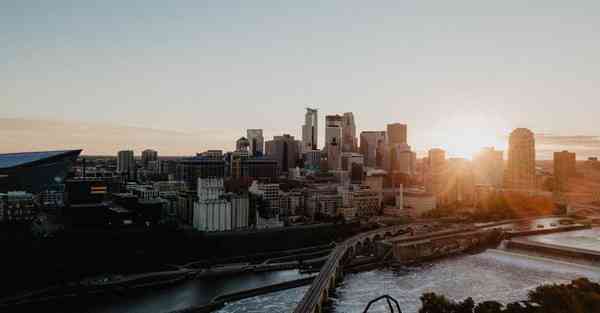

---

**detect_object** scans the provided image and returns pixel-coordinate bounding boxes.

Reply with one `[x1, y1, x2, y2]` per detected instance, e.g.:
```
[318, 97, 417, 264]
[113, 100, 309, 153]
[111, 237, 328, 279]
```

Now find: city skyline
[2, 116, 600, 160]
[4, 1, 600, 158]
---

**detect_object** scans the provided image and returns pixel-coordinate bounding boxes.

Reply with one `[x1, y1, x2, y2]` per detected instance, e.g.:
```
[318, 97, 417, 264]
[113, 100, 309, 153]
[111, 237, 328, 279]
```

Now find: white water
[218, 228, 600, 313]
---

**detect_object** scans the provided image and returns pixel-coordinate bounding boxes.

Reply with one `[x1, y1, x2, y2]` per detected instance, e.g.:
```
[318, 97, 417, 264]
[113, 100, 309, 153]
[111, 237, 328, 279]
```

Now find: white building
[193, 178, 237, 232]
[230, 195, 249, 230]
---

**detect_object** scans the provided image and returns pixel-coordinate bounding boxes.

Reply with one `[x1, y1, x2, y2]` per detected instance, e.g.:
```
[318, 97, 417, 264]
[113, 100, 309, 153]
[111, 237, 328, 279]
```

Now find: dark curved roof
[0, 150, 82, 169]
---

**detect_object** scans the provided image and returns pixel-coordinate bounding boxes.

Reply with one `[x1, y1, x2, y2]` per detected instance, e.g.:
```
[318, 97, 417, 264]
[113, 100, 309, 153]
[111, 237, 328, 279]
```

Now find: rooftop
[0, 150, 81, 169]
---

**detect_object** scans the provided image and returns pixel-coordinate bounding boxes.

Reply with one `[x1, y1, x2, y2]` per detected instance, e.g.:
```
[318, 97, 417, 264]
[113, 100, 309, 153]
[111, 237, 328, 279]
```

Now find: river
[15, 223, 599, 313]
[216, 226, 600, 313]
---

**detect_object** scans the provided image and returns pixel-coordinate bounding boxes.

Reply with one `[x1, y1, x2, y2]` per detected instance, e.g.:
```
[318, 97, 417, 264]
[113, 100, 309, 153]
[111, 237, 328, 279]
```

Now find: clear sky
[3, 1, 600, 157]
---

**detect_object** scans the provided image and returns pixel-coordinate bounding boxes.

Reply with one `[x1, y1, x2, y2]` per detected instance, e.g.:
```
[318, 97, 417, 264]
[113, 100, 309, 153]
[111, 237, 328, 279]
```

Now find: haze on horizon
[3, 1, 600, 158]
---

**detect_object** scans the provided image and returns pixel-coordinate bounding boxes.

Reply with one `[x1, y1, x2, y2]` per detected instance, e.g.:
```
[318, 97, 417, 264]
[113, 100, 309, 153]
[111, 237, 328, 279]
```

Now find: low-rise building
[403, 188, 436, 217]
[0, 191, 36, 223]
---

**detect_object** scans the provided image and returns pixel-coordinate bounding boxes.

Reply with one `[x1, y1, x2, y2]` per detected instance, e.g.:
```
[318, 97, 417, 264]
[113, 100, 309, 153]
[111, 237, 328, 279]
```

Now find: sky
[2, 1, 600, 157]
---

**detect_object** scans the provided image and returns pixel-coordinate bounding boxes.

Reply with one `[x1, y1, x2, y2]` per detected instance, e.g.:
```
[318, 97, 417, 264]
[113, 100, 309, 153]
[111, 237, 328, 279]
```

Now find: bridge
[293, 224, 412, 313]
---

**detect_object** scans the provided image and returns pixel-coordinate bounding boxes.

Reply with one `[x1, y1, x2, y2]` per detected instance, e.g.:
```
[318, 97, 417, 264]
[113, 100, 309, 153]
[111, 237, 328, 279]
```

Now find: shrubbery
[419, 278, 600, 313]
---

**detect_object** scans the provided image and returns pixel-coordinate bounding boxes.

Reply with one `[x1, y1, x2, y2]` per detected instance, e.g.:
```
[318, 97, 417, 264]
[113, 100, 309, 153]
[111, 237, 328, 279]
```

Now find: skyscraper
[302, 108, 318, 152]
[473, 147, 504, 187]
[359, 131, 387, 168]
[265, 134, 300, 173]
[325, 114, 343, 150]
[141, 149, 158, 169]
[387, 123, 407, 145]
[235, 137, 250, 152]
[554, 150, 576, 191]
[425, 148, 447, 202]
[342, 112, 357, 152]
[246, 129, 264, 156]
[505, 128, 536, 190]
[117, 150, 136, 181]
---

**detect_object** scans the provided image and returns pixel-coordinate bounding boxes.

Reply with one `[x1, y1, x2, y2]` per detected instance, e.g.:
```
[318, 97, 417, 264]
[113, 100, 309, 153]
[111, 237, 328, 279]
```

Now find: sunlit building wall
[504, 128, 536, 190]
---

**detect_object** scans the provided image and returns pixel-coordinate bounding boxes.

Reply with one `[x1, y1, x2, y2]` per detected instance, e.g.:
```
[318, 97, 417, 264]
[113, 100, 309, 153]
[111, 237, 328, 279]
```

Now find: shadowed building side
[0, 150, 82, 193]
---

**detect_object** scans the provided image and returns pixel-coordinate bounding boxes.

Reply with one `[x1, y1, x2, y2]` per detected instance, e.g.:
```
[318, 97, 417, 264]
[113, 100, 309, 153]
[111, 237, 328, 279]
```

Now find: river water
[19, 224, 599, 313]
[216, 226, 600, 313]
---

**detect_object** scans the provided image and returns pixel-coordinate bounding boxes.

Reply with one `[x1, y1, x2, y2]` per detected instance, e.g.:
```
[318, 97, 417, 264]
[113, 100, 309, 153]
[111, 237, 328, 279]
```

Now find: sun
[432, 114, 507, 159]
[444, 130, 504, 159]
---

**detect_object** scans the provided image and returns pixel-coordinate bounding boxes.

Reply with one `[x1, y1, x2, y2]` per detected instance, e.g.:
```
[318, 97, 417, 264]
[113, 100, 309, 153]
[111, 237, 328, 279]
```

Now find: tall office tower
[193, 178, 232, 232]
[304, 149, 322, 171]
[504, 128, 536, 190]
[265, 134, 300, 173]
[554, 150, 576, 191]
[325, 114, 343, 150]
[425, 148, 447, 203]
[235, 137, 250, 152]
[473, 147, 504, 187]
[387, 123, 408, 145]
[302, 107, 318, 152]
[341, 112, 358, 152]
[446, 158, 476, 205]
[327, 136, 342, 171]
[359, 131, 387, 168]
[389, 143, 416, 175]
[117, 150, 136, 181]
[230, 150, 250, 179]
[246, 129, 264, 156]
[141, 149, 158, 169]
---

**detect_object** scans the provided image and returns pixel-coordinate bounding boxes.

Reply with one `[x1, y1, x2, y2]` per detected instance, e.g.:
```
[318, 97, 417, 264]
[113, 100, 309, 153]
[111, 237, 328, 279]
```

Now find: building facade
[473, 147, 504, 187]
[505, 128, 536, 190]
[141, 149, 158, 169]
[302, 108, 319, 152]
[359, 131, 387, 168]
[341, 112, 357, 152]
[265, 134, 300, 173]
[554, 150, 576, 191]
[247, 129, 265, 156]
[117, 150, 136, 181]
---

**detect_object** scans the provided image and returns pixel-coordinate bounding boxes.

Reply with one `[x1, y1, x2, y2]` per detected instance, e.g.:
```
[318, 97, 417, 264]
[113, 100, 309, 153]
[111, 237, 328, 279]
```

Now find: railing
[362, 295, 403, 313]
[293, 225, 406, 313]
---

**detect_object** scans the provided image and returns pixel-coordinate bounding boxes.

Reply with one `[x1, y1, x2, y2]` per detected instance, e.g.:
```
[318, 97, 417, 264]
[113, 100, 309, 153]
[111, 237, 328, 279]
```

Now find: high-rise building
[304, 150, 322, 172]
[176, 157, 226, 190]
[473, 147, 504, 187]
[425, 148, 447, 203]
[247, 129, 264, 156]
[387, 123, 407, 145]
[117, 150, 136, 181]
[265, 134, 300, 173]
[389, 143, 416, 175]
[341, 112, 357, 152]
[230, 150, 250, 179]
[302, 108, 318, 152]
[325, 114, 343, 151]
[360, 131, 387, 168]
[554, 150, 576, 191]
[504, 128, 536, 190]
[235, 137, 250, 152]
[327, 136, 342, 171]
[141, 149, 158, 169]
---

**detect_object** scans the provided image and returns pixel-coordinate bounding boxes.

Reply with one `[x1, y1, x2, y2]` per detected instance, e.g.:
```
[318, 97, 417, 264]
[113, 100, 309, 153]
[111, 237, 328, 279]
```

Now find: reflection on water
[15, 270, 308, 313]
[213, 226, 600, 313]
[216, 286, 308, 313]
[527, 228, 600, 252]
[333, 250, 600, 313]
[214, 249, 600, 313]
